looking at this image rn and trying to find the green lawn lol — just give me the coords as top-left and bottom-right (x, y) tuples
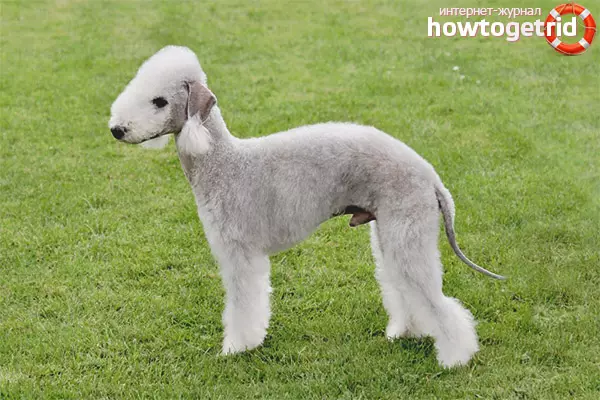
(1, 0), (599, 398)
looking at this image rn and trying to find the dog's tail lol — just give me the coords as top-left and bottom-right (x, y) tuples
(435, 184), (506, 280)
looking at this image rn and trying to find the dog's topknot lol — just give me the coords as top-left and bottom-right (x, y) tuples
(135, 45), (207, 86)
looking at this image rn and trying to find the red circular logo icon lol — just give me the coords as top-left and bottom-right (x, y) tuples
(545, 3), (596, 55)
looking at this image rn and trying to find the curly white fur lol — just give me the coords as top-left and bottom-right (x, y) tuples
(109, 46), (504, 367)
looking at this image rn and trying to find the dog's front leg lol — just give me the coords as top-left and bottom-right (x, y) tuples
(215, 248), (272, 355)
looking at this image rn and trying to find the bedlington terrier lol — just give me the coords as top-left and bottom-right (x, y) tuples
(109, 46), (504, 368)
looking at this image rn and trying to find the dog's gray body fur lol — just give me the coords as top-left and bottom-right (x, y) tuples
(109, 46), (503, 367)
(188, 117), (434, 254)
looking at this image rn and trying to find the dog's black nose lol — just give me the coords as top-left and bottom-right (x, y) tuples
(111, 126), (127, 140)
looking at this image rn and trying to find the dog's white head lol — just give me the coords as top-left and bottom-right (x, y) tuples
(109, 46), (216, 145)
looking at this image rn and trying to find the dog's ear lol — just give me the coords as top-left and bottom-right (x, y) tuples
(186, 81), (216, 122)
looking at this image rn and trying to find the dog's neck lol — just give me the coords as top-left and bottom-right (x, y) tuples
(175, 105), (236, 190)
(202, 106), (234, 143)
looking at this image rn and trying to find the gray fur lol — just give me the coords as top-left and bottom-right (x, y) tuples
(109, 46), (503, 367)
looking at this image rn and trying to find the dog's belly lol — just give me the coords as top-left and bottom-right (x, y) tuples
(259, 170), (381, 254)
(263, 205), (375, 254)
(264, 219), (322, 254)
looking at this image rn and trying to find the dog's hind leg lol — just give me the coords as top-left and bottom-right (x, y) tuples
(370, 221), (412, 340)
(375, 202), (479, 367)
(214, 246), (272, 354)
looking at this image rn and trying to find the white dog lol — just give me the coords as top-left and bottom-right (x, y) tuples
(109, 46), (504, 368)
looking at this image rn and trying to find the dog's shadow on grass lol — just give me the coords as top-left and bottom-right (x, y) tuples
(367, 327), (436, 360)
(216, 332), (438, 367)
(397, 337), (436, 360)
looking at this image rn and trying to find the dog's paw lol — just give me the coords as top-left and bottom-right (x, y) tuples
(435, 336), (479, 368)
(222, 333), (264, 355)
(221, 341), (244, 355)
(436, 346), (478, 368)
(385, 320), (409, 340)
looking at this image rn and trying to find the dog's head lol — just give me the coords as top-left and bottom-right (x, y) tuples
(109, 46), (216, 145)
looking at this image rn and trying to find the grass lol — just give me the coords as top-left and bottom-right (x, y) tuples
(1, 0), (599, 398)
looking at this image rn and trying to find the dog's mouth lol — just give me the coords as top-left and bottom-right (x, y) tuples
(144, 133), (161, 142)
(126, 133), (162, 144)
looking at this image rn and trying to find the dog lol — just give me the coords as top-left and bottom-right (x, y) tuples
(109, 46), (504, 367)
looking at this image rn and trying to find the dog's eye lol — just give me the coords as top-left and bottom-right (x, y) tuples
(151, 97), (168, 108)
